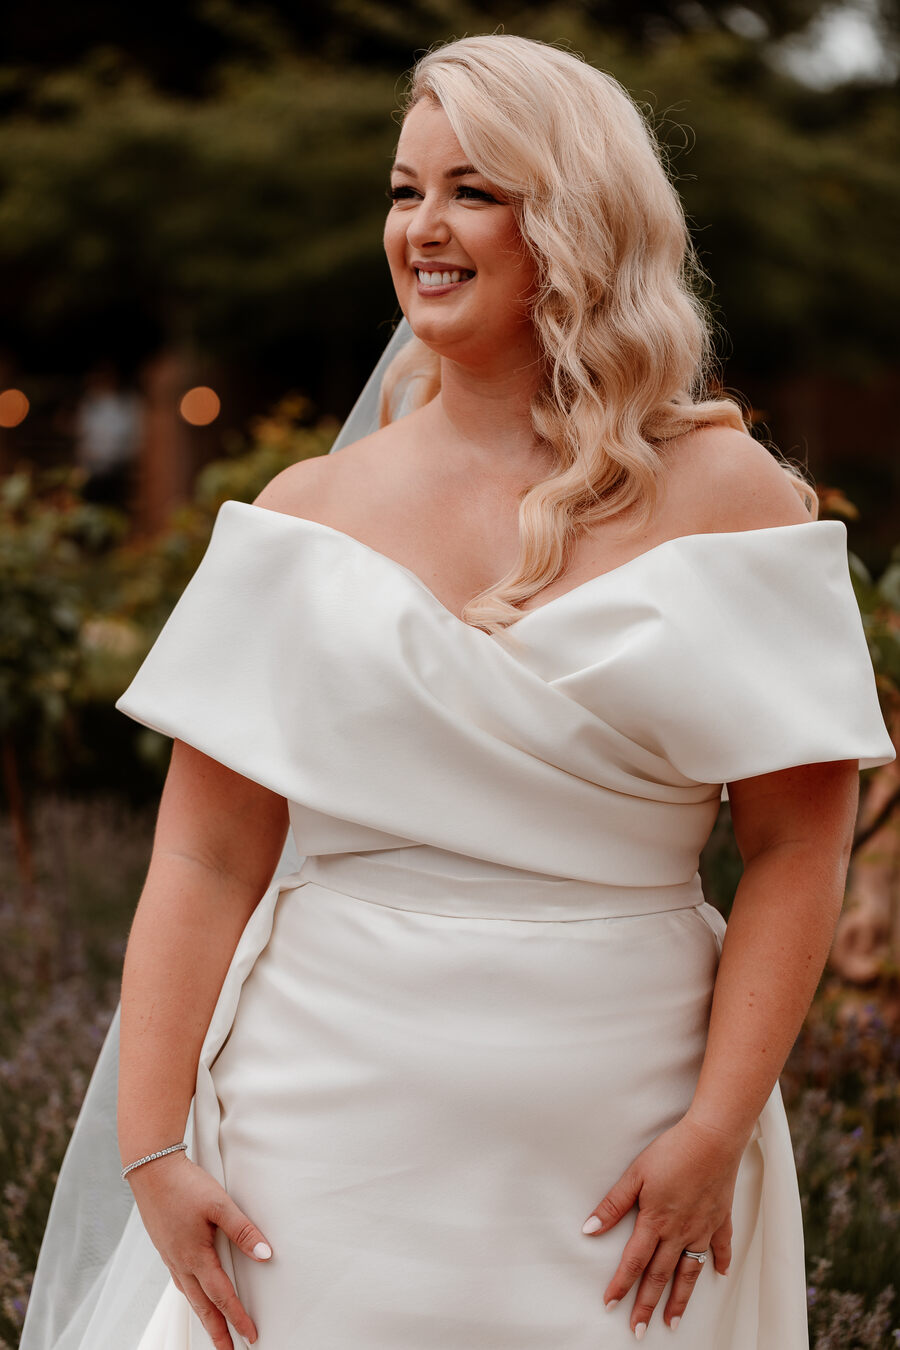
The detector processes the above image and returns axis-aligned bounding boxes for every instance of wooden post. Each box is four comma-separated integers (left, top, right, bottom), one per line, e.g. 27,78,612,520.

135,349,195,537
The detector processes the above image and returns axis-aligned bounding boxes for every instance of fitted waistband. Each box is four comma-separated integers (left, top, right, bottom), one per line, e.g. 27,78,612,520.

295,845,706,922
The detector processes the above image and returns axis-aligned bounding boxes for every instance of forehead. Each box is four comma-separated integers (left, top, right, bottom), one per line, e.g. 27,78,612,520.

395,100,465,164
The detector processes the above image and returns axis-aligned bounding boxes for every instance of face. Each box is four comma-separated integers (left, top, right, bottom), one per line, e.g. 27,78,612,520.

383,98,540,367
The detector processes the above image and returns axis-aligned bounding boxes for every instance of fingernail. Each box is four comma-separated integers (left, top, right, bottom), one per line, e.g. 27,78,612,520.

582,1215,603,1234
722,1264,730,1276
671,1315,681,1329
605,1299,619,1312
252,1241,272,1260
634,1324,647,1341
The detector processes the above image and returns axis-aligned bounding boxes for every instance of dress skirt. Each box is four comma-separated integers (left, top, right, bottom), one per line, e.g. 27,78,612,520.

135,847,809,1349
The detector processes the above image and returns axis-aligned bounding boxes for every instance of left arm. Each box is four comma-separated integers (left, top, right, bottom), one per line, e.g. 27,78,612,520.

581,758,859,1337
686,758,858,1142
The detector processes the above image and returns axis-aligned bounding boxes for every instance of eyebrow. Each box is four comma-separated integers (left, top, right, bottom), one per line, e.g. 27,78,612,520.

390,162,480,178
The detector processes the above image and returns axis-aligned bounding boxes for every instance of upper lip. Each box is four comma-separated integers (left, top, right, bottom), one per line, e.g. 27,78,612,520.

412,261,476,273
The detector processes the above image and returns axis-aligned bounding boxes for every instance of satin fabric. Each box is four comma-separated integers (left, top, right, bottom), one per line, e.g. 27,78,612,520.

103,500,895,1348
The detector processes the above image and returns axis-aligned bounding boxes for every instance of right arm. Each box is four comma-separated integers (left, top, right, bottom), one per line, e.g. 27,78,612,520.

118,737,289,1349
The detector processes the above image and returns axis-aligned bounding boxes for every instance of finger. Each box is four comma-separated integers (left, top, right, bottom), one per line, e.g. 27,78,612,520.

710,1215,733,1274
630,1239,684,1338
582,1166,642,1236
602,1218,660,1309
180,1271,236,1350
208,1194,273,1264
663,1245,709,1327
195,1255,259,1345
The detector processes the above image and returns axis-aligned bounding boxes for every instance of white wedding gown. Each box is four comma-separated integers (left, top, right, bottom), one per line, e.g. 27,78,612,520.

103,500,892,1348
20,481,895,1349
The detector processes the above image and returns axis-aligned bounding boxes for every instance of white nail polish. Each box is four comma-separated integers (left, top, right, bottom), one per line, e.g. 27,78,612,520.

252,1241,272,1260
635,1323,647,1341
671,1315,682,1329
605,1299,619,1312
582,1215,602,1234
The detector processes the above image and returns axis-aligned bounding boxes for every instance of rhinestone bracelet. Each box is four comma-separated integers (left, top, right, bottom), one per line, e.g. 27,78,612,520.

121,1141,188,1181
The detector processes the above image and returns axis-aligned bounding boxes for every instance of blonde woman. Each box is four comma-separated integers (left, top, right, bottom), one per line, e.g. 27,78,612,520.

22,33,894,1350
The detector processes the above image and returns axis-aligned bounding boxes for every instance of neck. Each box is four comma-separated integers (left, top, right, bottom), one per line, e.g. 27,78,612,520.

426,334,550,479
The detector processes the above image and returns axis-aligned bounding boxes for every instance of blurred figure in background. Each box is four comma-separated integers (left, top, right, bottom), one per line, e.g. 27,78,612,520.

73,362,143,509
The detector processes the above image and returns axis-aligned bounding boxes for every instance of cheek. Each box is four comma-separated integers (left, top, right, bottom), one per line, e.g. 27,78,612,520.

477,218,535,277
383,216,406,269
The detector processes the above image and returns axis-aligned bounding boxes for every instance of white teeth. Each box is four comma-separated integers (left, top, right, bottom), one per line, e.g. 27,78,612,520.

417,269,473,287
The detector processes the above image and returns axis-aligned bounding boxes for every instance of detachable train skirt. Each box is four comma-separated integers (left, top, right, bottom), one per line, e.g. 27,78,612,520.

136,850,809,1349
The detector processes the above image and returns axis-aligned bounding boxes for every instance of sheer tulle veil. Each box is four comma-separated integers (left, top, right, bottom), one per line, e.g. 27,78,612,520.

19,315,417,1350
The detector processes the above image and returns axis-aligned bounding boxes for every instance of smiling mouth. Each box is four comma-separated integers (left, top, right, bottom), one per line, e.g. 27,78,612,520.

415,268,476,288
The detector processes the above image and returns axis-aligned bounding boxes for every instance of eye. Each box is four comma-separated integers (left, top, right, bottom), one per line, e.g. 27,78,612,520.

386,184,499,203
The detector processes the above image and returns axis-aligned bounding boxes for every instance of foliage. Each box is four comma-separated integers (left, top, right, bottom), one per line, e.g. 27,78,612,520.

0,401,334,806
2,0,866,97
781,995,900,1346
0,53,398,365
0,13,897,380
192,396,339,515
0,467,126,746
105,397,336,638
0,466,132,889
849,544,900,696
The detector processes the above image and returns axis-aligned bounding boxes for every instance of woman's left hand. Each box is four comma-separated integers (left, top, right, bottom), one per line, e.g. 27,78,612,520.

581,1114,745,1338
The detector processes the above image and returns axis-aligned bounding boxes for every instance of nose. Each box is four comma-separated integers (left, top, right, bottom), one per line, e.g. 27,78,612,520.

405,190,452,250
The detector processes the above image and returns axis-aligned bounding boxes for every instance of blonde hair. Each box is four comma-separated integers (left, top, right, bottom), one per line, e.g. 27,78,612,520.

380,34,817,634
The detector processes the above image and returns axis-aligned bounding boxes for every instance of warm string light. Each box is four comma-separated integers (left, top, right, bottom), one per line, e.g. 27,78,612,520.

179,386,221,426
0,389,29,427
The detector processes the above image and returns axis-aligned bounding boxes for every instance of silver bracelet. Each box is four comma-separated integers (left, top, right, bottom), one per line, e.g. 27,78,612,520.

121,1141,188,1180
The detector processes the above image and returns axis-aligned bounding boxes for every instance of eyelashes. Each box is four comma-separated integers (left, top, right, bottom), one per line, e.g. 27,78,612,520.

386,185,498,203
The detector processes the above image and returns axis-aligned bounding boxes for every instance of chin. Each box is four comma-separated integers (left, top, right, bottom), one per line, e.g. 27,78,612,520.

403,310,460,348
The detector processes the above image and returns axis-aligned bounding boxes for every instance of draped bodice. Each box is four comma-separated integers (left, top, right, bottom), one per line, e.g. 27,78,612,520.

115,501,895,903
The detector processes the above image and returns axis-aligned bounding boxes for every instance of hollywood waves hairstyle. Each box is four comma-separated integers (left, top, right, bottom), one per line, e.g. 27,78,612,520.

379,33,816,634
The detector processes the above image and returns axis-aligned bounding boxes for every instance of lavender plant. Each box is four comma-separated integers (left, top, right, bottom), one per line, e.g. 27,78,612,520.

0,795,154,1349
783,995,900,1347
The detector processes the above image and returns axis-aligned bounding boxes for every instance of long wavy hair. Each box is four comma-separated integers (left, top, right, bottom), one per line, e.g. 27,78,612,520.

379,34,816,634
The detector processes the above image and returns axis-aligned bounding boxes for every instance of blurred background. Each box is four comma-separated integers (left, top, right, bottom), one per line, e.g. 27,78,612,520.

1,3,899,1346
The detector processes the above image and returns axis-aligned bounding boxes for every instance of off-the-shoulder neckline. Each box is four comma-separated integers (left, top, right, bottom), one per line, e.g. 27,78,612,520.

221,499,845,636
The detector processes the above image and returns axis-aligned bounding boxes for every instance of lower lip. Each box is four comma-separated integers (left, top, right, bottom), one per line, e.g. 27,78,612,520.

415,273,475,296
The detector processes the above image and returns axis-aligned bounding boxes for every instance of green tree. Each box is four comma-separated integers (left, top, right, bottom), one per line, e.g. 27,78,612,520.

3,0,887,93
0,469,126,895
0,22,897,390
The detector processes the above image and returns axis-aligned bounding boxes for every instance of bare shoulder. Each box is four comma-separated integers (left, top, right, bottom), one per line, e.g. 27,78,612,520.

253,417,417,520
253,449,344,518
664,424,815,534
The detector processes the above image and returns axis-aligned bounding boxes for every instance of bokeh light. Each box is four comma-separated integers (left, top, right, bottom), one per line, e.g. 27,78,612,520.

179,386,221,426
0,388,30,427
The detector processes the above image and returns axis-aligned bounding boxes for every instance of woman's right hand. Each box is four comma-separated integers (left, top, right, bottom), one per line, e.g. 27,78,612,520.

127,1151,273,1348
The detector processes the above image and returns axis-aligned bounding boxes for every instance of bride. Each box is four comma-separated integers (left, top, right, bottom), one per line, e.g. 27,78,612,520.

22,32,894,1350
